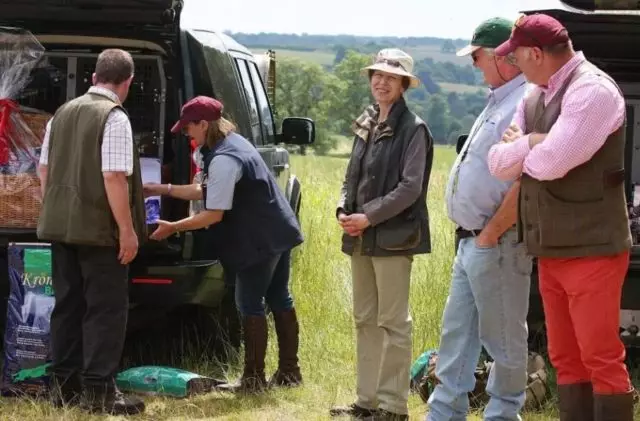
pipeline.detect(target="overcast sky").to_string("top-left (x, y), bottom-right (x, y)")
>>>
top-left (180, 0), bottom-right (566, 40)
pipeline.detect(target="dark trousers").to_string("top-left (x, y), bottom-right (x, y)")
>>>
top-left (235, 249), bottom-right (294, 316)
top-left (50, 242), bottom-right (128, 387)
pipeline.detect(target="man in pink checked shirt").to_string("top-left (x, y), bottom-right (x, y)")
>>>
top-left (487, 13), bottom-right (635, 421)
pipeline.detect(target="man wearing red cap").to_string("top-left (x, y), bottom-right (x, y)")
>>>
top-left (487, 13), bottom-right (634, 421)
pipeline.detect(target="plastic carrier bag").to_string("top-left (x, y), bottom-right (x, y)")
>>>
top-left (1, 243), bottom-right (54, 397)
top-left (116, 366), bottom-right (223, 398)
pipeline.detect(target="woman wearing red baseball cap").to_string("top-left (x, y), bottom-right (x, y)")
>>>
top-left (144, 96), bottom-right (304, 393)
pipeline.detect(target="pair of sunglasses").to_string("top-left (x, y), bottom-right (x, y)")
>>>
top-left (375, 58), bottom-right (407, 72)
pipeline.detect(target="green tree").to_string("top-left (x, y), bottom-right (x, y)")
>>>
top-left (441, 39), bottom-right (456, 53)
top-left (275, 57), bottom-right (337, 154)
top-left (447, 119), bottom-right (463, 145)
top-left (330, 51), bottom-right (373, 134)
top-left (333, 45), bottom-right (347, 65)
top-left (460, 114), bottom-right (478, 132)
top-left (425, 94), bottom-right (451, 144)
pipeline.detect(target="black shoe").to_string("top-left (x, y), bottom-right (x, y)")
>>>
top-left (369, 409), bottom-right (409, 420)
top-left (82, 384), bottom-right (145, 416)
top-left (329, 403), bottom-right (378, 418)
top-left (49, 374), bottom-right (82, 408)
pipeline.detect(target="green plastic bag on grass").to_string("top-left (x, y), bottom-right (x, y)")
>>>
top-left (116, 366), bottom-right (222, 398)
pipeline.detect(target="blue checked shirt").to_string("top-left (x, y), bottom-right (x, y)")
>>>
top-left (444, 74), bottom-right (528, 230)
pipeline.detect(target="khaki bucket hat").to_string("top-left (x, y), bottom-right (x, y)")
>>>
top-left (362, 48), bottom-right (420, 88)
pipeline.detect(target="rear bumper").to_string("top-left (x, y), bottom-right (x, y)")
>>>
top-left (0, 239), bottom-right (227, 312)
top-left (128, 258), bottom-right (226, 309)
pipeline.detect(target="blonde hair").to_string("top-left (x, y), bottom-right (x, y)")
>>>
top-left (205, 117), bottom-right (237, 148)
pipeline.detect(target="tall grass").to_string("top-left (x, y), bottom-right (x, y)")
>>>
top-left (0, 146), bottom-right (637, 420)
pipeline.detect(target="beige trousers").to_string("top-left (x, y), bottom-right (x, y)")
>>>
top-left (351, 244), bottom-right (413, 415)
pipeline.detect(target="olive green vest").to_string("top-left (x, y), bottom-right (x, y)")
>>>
top-left (518, 61), bottom-right (631, 258)
top-left (37, 92), bottom-right (147, 247)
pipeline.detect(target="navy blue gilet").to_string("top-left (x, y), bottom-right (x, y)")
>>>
top-left (202, 132), bottom-right (303, 271)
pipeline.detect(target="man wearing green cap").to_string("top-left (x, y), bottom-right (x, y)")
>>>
top-left (428, 17), bottom-right (531, 421)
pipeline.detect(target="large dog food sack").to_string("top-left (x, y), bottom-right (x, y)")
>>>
top-left (1, 243), bottom-right (53, 397)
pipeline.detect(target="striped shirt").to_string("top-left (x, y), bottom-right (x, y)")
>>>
top-left (39, 86), bottom-right (134, 175)
top-left (487, 51), bottom-right (625, 181)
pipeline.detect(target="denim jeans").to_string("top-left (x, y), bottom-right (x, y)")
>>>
top-left (427, 229), bottom-right (532, 421)
top-left (235, 250), bottom-right (294, 316)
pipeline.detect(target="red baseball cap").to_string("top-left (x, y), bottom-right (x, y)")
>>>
top-left (170, 96), bottom-right (223, 134)
top-left (495, 13), bottom-right (570, 56)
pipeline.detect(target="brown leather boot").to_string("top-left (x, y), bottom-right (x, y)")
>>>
top-left (218, 315), bottom-right (268, 393)
top-left (269, 308), bottom-right (303, 387)
top-left (558, 382), bottom-right (594, 421)
top-left (594, 389), bottom-right (635, 421)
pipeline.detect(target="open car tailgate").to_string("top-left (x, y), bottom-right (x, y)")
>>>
top-left (0, 0), bottom-right (183, 26)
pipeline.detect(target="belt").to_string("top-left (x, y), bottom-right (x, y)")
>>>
top-left (455, 227), bottom-right (482, 239)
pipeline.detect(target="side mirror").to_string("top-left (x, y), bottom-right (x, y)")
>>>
top-left (281, 117), bottom-right (315, 145)
top-left (456, 134), bottom-right (468, 154)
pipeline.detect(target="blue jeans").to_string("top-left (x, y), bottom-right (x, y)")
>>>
top-left (235, 250), bottom-right (294, 316)
top-left (427, 229), bottom-right (532, 421)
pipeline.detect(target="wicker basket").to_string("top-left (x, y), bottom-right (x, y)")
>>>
top-left (0, 173), bottom-right (42, 229)
top-left (0, 109), bottom-right (50, 229)
top-left (18, 110), bottom-right (50, 147)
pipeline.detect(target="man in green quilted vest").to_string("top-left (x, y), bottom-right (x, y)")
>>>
top-left (37, 49), bottom-right (146, 416)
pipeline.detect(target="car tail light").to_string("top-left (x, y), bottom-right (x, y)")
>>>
top-left (132, 278), bottom-right (173, 285)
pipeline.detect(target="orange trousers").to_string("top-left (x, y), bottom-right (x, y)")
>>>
top-left (538, 251), bottom-right (632, 394)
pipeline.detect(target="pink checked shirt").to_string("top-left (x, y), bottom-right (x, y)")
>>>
top-left (487, 52), bottom-right (626, 181)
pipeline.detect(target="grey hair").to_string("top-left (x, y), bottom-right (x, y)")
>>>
top-left (486, 47), bottom-right (518, 65)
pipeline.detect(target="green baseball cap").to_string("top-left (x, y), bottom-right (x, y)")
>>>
top-left (456, 17), bottom-right (515, 57)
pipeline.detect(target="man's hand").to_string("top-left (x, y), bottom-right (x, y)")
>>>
top-left (150, 220), bottom-right (177, 241)
top-left (143, 183), bottom-right (165, 198)
top-left (118, 228), bottom-right (139, 265)
top-left (475, 229), bottom-right (499, 249)
top-left (528, 133), bottom-right (547, 148)
top-left (501, 123), bottom-right (524, 144)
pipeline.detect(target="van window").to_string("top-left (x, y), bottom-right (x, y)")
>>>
top-left (247, 62), bottom-right (276, 144)
top-left (235, 59), bottom-right (263, 144)
top-left (186, 30), bottom-right (253, 140)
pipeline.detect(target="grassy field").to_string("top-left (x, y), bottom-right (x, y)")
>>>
top-left (256, 46), bottom-right (470, 67)
top-left (1, 146), bottom-right (638, 420)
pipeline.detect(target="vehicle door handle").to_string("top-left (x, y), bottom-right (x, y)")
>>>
top-left (273, 163), bottom-right (289, 172)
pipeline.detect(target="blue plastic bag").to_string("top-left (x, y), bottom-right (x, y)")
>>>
top-left (145, 197), bottom-right (160, 224)
top-left (1, 243), bottom-right (54, 397)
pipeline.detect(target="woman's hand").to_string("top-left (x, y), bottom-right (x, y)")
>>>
top-left (339, 213), bottom-right (370, 237)
top-left (150, 220), bottom-right (177, 241)
top-left (338, 212), bottom-right (361, 237)
top-left (143, 183), bottom-right (166, 198)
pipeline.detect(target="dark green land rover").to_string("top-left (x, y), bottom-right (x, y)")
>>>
top-left (0, 0), bottom-right (315, 358)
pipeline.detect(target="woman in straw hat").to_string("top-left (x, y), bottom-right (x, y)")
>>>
top-left (331, 48), bottom-right (434, 420)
